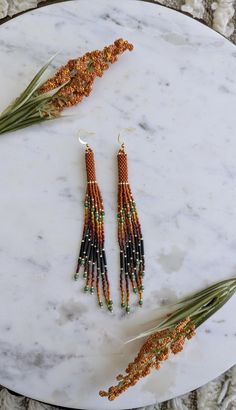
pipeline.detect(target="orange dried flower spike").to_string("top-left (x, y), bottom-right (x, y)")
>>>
top-left (99, 318), bottom-right (196, 401)
top-left (0, 39), bottom-right (133, 135)
top-left (40, 39), bottom-right (134, 112)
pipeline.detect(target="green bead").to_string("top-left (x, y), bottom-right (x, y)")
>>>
top-left (133, 287), bottom-right (137, 294)
top-left (83, 272), bottom-right (87, 279)
top-left (90, 287), bottom-right (94, 294)
top-left (140, 285), bottom-right (144, 291)
top-left (141, 271), bottom-right (145, 277)
top-left (102, 211), bottom-right (105, 216)
top-left (121, 302), bottom-right (126, 308)
top-left (139, 299), bottom-right (143, 306)
top-left (98, 301), bottom-right (103, 308)
top-left (84, 285), bottom-right (89, 292)
top-left (108, 300), bottom-right (113, 306)
top-left (108, 305), bottom-right (113, 312)
top-left (74, 273), bottom-right (79, 281)
top-left (126, 306), bottom-right (130, 313)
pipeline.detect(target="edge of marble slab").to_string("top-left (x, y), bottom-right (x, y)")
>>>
top-left (0, 0), bottom-right (236, 409)
top-left (0, 358), bottom-right (235, 410)
top-left (0, 0), bottom-right (232, 46)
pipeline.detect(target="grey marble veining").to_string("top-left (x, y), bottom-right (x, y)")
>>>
top-left (0, 0), bottom-right (236, 409)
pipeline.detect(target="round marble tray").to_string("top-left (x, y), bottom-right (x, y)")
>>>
top-left (0, 0), bottom-right (236, 409)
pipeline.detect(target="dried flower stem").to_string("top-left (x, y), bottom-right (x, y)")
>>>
top-left (99, 277), bottom-right (236, 400)
top-left (0, 39), bottom-right (133, 135)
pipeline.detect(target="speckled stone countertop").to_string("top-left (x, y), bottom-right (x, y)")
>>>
top-left (0, 1), bottom-right (236, 409)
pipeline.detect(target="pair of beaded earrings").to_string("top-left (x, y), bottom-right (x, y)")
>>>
top-left (74, 138), bottom-right (145, 314)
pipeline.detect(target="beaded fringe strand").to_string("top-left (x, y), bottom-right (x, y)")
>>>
top-left (75, 145), bottom-right (113, 312)
top-left (117, 144), bottom-right (145, 313)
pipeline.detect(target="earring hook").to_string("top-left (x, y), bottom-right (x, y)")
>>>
top-left (118, 128), bottom-right (136, 150)
top-left (77, 129), bottom-right (95, 149)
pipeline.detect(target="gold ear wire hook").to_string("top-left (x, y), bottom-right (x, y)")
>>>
top-left (118, 128), bottom-right (136, 151)
top-left (77, 129), bottom-right (95, 151)
top-left (118, 133), bottom-right (125, 151)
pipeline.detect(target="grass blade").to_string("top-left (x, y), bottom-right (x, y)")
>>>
top-left (127, 278), bottom-right (236, 342)
top-left (1, 53), bottom-right (58, 116)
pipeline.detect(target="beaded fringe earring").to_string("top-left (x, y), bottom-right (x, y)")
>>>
top-left (75, 143), bottom-right (113, 312)
top-left (117, 141), bottom-right (145, 313)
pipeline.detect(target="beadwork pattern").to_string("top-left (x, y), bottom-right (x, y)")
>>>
top-left (75, 145), bottom-right (113, 311)
top-left (117, 144), bottom-right (145, 313)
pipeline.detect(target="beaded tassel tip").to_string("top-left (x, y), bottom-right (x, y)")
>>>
top-left (117, 143), bottom-right (145, 313)
top-left (75, 145), bottom-right (113, 312)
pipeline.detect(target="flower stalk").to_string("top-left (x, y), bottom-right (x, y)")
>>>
top-left (99, 277), bottom-right (236, 400)
top-left (0, 39), bottom-right (133, 135)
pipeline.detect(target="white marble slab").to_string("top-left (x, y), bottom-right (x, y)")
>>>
top-left (0, 0), bottom-right (236, 408)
